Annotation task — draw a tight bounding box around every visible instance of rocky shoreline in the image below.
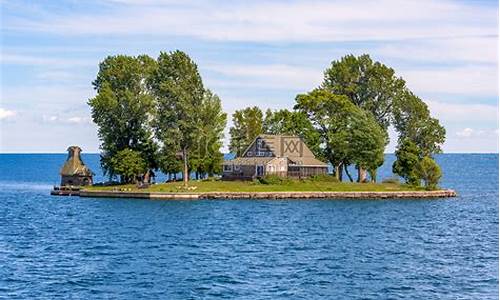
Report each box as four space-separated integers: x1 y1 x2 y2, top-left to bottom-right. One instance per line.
76 189 457 200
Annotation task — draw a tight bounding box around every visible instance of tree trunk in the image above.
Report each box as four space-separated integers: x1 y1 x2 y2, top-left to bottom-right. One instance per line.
344 164 353 182
357 166 367 183
182 147 189 187
334 163 342 181
369 169 377 183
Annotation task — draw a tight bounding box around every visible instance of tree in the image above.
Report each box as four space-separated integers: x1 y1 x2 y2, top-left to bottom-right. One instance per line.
150 50 205 186
88 55 157 178
190 89 227 178
229 106 263 156
263 109 322 159
348 111 388 182
415 156 442 190
110 149 147 183
322 54 406 129
393 91 446 157
321 54 403 178
392 139 420 186
295 89 386 181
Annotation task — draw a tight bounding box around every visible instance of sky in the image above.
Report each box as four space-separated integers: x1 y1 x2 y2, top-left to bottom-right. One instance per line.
0 0 498 153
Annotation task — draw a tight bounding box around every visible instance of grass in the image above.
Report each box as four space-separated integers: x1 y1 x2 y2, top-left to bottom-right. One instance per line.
85 177 420 193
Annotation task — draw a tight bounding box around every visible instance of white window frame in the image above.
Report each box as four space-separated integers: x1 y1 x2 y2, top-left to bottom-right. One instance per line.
223 164 233 172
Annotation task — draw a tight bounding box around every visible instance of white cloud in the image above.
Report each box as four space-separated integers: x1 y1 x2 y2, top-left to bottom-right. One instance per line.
427 101 498 123
376 36 498 64
42 115 91 125
401 65 498 96
5 0 496 42
0 108 17 120
455 128 484 138
205 64 322 90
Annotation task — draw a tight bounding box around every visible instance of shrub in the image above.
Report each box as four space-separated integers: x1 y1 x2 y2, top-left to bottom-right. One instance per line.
415 157 442 190
309 174 339 183
258 175 291 185
382 177 400 184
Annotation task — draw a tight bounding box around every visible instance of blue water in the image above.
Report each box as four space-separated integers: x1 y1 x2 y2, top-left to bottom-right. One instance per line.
0 154 498 299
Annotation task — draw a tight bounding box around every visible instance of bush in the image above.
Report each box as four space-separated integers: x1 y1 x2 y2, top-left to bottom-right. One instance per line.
308 174 339 182
258 175 291 185
382 177 400 184
415 157 442 190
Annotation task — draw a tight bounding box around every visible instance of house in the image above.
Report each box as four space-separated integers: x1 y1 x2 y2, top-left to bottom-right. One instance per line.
222 134 328 180
60 146 93 186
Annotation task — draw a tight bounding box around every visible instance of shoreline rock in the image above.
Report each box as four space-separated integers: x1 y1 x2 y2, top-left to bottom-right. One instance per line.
76 189 457 200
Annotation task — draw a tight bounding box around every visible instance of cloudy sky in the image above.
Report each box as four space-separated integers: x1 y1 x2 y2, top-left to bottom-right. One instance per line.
1 0 498 153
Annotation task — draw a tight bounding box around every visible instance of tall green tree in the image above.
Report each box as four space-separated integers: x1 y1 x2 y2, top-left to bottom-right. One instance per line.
88 55 157 178
392 91 446 156
392 139 420 186
322 54 406 129
295 89 386 181
263 109 323 160
150 50 205 186
348 111 388 182
190 89 227 178
229 106 263 156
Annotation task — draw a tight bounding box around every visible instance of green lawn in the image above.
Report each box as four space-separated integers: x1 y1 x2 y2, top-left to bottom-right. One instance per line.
85 178 420 193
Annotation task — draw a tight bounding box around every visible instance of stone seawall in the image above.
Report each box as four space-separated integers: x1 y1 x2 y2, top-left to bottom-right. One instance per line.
79 189 457 200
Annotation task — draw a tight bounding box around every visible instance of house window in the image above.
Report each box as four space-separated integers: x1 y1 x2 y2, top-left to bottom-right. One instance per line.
256 138 265 150
234 165 241 171
223 165 233 172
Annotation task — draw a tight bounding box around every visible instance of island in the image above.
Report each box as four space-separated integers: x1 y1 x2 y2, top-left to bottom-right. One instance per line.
52 52 456 200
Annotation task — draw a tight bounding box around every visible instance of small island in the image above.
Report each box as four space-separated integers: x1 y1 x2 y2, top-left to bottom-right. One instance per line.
52 52 456 199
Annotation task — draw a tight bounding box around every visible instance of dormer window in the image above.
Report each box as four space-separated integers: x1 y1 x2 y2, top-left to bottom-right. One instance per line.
256 138 264 150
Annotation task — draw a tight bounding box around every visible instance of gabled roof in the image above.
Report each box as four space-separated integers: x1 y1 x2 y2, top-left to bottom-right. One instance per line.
223 156 275 165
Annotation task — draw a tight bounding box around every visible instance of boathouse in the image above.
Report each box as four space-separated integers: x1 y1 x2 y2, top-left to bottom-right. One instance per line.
60 146 93 186
222 134 328 180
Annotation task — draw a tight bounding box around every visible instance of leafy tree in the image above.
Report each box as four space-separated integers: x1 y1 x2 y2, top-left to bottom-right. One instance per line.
295 89 386 181
348 111 388 182
110 149 147 183
392 139 420 186
190 89 227 178
415 156 442 190
88 55 157 178
393 91 446 156
229 106 263 156
263 109 323 159
322 54 406 129
150 50 205 186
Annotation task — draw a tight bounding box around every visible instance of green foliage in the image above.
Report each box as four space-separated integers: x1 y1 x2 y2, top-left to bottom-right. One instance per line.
110 149 147 183
415 156 442 190
263 109 323 160
150 50 206 184
229 106 264 156
322 54 406 129
308 174 339 183
295 89 387 181
257 174 292 185
381 177 400 184
393 91 446 156
190 89 227 177
88 55 157 177
392 139 420 185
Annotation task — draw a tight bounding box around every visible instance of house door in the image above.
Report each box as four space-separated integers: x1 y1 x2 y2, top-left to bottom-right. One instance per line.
256 165 264 177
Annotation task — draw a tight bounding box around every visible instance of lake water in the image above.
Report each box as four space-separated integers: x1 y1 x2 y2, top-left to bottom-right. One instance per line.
0 154 498 299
